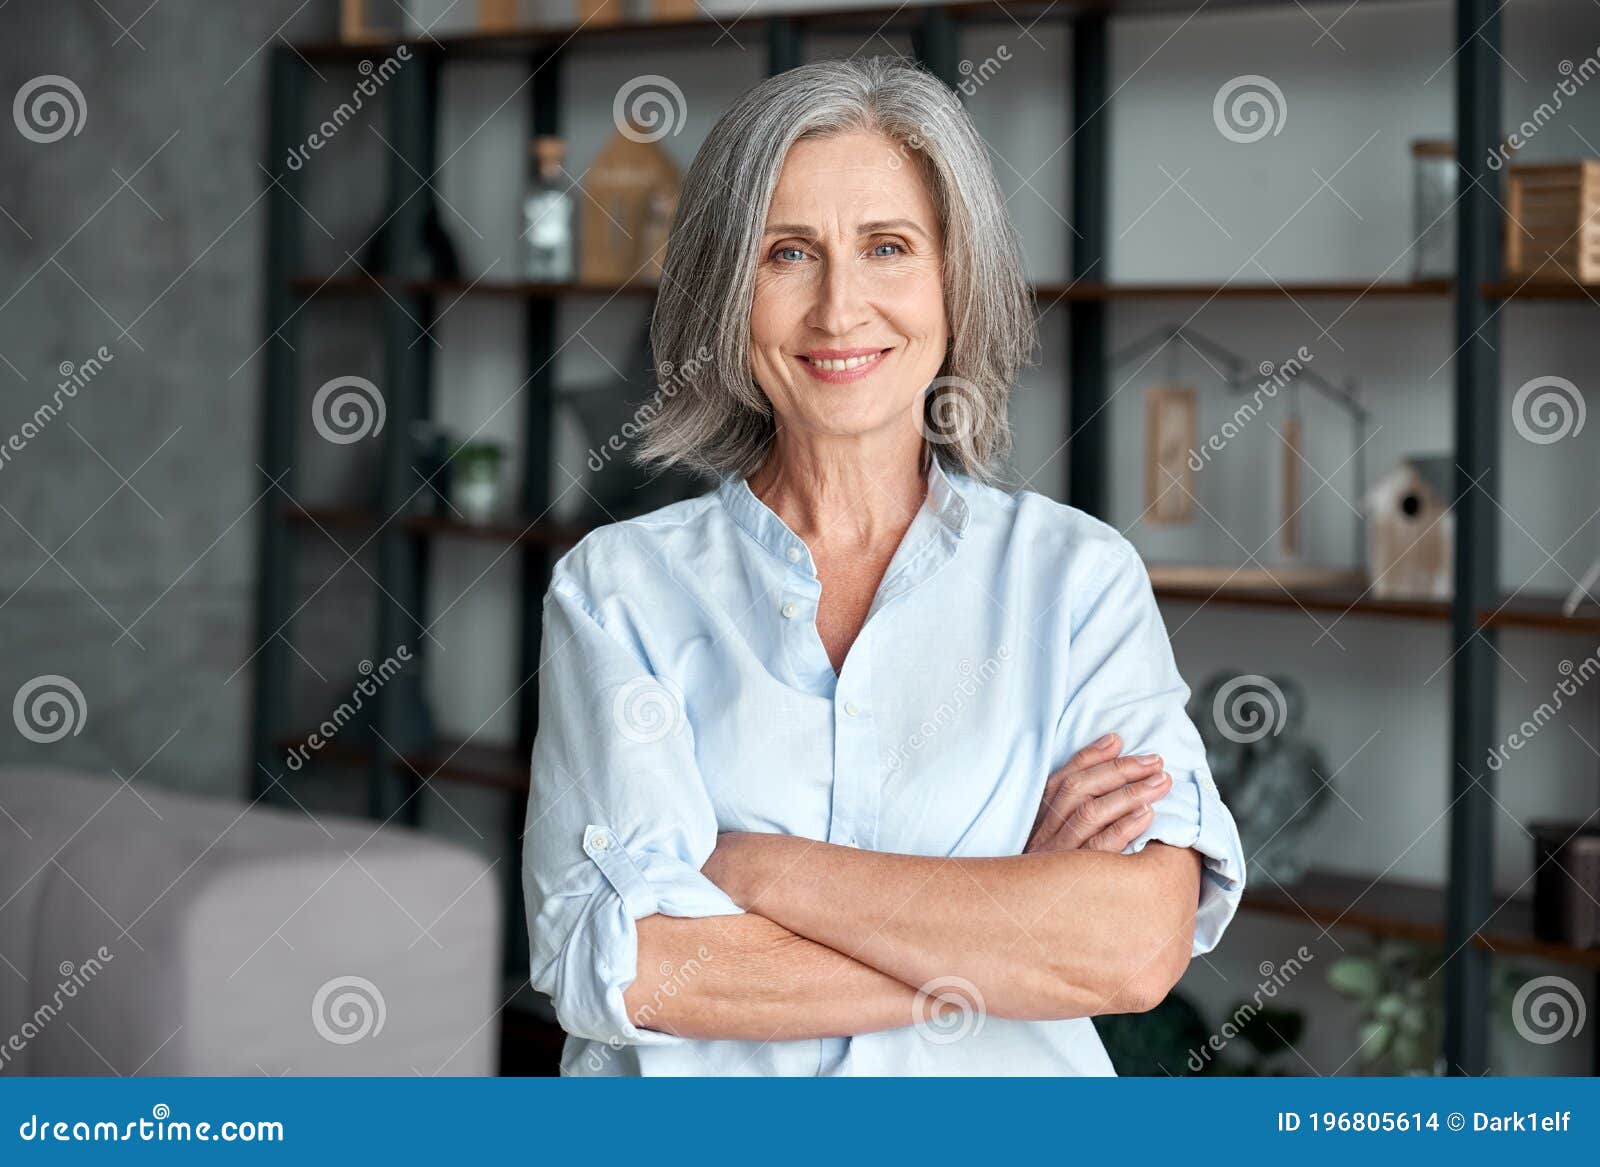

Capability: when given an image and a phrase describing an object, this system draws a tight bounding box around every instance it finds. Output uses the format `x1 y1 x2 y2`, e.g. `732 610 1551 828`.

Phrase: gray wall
0 0 363 802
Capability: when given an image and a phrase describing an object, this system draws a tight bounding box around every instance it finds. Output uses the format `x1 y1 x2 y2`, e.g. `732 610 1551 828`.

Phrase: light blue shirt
523 453 1246 1076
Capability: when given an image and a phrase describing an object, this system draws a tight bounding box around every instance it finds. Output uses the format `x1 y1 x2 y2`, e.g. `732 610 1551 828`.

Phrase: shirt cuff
534 823 744 1047
1122 768 1247 956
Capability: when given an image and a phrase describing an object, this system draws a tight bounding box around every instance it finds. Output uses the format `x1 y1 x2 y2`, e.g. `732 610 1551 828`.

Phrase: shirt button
590 830 610 852
786 546 802 563
781 601 798 620
844 701 860 717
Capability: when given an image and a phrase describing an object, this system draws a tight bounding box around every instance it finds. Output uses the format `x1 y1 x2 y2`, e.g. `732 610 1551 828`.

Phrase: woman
523 57 1245 1076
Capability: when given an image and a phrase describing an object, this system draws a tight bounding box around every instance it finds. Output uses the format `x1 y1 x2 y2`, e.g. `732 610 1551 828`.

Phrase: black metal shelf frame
252 0 1534 1073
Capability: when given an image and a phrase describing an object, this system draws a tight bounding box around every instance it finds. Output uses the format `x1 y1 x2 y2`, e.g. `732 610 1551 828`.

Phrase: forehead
766 130 937 227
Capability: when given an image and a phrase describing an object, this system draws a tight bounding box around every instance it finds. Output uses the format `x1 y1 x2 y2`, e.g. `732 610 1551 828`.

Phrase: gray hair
634 56 1037 484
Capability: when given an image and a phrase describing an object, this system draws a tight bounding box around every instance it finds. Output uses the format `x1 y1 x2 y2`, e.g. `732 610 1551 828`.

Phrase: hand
1025 733 1171 854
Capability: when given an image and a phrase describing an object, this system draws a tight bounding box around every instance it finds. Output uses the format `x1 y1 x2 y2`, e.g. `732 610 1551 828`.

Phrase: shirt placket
828 621 877 850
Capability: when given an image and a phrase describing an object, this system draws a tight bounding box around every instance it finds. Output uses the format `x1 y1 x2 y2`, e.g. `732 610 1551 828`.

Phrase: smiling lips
795 346 892 384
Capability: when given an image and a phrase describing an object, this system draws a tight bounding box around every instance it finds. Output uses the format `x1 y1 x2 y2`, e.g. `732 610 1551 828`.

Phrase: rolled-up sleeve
1053 538 1247 956
522 568 743 1046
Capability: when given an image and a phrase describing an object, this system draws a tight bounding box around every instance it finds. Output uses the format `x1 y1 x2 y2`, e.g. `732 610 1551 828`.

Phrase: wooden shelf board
1147 567 1449 623
290 274 657 299
299 0 1432 60
401 511 592 548
1042 279 1452 301
284 504 591 549
1483 280 1600 301
1242 869 1600 970
397 738 528 793
1478 593 1600 635
1154 581 1451 622
272 733 527 792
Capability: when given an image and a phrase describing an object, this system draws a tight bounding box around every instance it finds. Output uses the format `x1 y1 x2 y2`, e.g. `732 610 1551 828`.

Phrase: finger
1058 732 1122 777
1035 755 1163 839
1048 752 1164 807
1062 770 1170 845
1085 804 1154 853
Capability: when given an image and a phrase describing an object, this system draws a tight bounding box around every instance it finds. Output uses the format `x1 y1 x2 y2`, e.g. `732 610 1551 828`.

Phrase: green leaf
1358 1019 1392 1061
1328 957 1383 998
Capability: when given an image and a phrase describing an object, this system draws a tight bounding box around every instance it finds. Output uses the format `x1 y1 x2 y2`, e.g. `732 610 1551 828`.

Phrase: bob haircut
633 56 1037 484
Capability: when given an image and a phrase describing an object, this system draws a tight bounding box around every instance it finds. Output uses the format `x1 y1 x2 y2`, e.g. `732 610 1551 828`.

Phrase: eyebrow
764 218 929 238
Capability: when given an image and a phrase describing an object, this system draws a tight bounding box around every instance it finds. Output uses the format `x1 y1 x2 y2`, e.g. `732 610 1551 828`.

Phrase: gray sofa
0 765 500 1075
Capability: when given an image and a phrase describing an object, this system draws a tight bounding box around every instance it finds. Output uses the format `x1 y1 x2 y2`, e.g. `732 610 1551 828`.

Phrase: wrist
704 831 793 911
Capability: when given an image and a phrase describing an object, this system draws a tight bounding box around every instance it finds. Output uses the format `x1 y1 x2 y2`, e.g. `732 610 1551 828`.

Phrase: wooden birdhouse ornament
1364 456 1454 600
579 123 681 287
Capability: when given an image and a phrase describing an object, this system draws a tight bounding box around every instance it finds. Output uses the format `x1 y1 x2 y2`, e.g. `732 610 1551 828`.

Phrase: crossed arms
624 739 1202 1043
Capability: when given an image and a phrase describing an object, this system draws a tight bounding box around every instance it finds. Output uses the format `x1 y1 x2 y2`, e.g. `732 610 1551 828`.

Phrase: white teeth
807 353 880 371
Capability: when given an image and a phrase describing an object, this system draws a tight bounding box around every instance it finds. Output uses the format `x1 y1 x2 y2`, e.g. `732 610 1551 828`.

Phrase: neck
747 432 929 551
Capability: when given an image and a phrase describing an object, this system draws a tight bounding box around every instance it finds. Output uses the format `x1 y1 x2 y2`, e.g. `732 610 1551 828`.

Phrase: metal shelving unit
250 0 1589 1074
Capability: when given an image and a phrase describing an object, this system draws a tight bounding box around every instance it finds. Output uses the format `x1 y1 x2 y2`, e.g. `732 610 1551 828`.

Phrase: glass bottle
520 136 574 282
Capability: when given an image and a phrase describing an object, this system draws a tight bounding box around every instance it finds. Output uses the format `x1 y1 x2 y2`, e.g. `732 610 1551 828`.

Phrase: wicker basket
1505 161 1600 283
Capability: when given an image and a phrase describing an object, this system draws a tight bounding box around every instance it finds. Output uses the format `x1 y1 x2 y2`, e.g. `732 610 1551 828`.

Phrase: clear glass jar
520 136 574 282
1412 139 1456 280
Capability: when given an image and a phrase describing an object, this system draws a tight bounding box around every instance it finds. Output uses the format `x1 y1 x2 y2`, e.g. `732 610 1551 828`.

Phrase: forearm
708 835 1198 1020
624 910 944 1042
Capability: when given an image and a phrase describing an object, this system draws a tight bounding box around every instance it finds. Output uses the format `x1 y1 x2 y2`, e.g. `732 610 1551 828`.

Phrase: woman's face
749 129 948 450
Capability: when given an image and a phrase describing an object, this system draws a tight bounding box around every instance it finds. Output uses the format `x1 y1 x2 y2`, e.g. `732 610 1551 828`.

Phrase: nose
805 255 872 337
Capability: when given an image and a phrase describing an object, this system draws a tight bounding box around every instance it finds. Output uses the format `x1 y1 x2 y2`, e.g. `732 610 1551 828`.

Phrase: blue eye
873 242 905 257
774 247 807 263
